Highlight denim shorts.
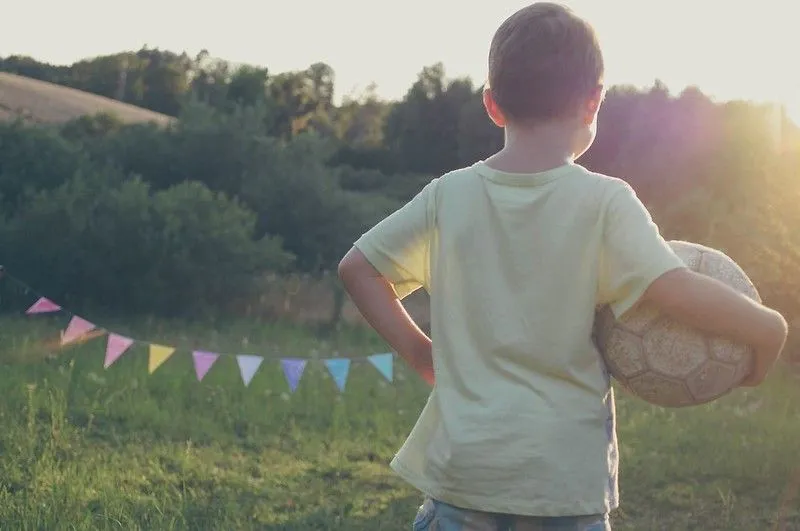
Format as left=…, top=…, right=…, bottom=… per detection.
left=412, top=498, right=611, bottom=531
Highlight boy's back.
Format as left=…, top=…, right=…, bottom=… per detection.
left=354, top=160, right=685, bottom=515
left=339, top=2, right=787, bottom=529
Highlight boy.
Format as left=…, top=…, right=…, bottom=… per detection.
left=338, top=3, right=788, bottom=530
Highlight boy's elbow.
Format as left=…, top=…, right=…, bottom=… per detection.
left=766, top=310, right=789, bottom=349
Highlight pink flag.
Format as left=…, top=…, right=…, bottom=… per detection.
left=25, top=297, right=61, bottom=315
left=192, top=351, right=219, bottom=382
left=104, top=334, right=134, bottom=368
left=61, top=316, right=96, bottom=345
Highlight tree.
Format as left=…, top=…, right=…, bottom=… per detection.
left=3, top=48, right=800, bottom=330
left=384, top=64, right=474, bottom=175
left=227, top=65, right=269, bottom=107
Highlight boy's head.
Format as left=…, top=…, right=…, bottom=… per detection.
left=484, top=3, right=605, bottom=153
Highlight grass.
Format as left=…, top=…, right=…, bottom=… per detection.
left=0, top=72, right=174, bottom=125
left=0, top=313, right=798, bottom=530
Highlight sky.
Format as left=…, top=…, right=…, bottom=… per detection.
left=4, top=0, right=799, bottom=124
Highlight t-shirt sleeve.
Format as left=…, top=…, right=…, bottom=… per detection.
left=598, top=181, right=687, bottom=318
left=353, top=179, right=438, bottom=299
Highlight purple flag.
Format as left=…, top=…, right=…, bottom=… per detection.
left=281, top=358, right=307, bottom=392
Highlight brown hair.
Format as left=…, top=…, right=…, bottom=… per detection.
left=488, top=2, right=604, bottom=124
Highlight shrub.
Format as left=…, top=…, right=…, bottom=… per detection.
left=0, top=171, right=292, bottom=316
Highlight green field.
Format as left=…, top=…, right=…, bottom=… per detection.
left=0, top=315, right=798, bottom=530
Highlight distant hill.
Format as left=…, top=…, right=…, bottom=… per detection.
left=0, top=72, right=174, bottom=125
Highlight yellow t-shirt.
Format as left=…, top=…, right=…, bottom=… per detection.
left=353, top=160, right=686, bottom=517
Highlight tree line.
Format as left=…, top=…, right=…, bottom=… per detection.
left=1, top=49, right=799, bottom=335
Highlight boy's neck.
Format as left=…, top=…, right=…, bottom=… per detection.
left=485, top=121, right=582, bottom=174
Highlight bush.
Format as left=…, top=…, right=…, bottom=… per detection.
left=84, top=102, right=279, bottom=195
left=0, top=121, right=88, bottom=210
left=83, top=106, right=382, bottom=273
left=235, top=133, right=398, bottom=272
left=0, top=171, right=292, bottom=316
left=59, top=112, right=126, bottom=144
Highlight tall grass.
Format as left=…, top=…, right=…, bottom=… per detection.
left=0, top=315, right=797, bottom=529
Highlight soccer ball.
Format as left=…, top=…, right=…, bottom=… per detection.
left=593, top=240, right=760, bottom=408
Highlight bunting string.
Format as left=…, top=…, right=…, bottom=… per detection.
left=0, top=268, right=395, bottom=393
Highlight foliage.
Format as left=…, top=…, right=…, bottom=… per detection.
left=1, top=50, right=799, bottom=332
left=0, top=170, right=291, bottom=316
left=0, top=120, right=89, bottom=209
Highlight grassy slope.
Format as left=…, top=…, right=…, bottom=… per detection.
left=0, top=72, right=174, bottom=125
left=0, top=314, right=798, bottom=530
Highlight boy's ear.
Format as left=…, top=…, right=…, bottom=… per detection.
left=483, top=86, right=507, bottom=128
left=583, top=84, right=605, bottom=125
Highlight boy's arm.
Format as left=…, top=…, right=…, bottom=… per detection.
left=338, top=179, right=438, bottom=385
left=338, top=248, right=434, bottom=385
left=600, top=181, right=787, bottom=388
left=642, top=269, right=787, bottom=387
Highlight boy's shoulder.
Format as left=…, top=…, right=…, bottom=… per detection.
left=575, top=165, right=634, bottom=189
left=418, top=163, right=482, bottom=197
left=431, top=162, right=638, bottom=203
left=572, top=166, right=644, bottom=206
left=439, top=163, right=483, bottom=183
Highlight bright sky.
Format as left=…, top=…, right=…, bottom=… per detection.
left=4, top=0, right=799, bottom=124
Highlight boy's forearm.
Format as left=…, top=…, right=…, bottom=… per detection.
left=338, top=249, right=434, bottom=385
left=643, top=269, right=787, bottom=365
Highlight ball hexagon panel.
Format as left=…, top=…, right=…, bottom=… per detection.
left=686, top=359, right=739, bottom=403
left=698, top=250, right=760, bottom=302
left=709, top=337, right=751, bottom=364
left=604, top=328, right=647, bottom=379
left=670, top=241, right=704, bottom=271
left=626, top=372, right=694, bottom=408
left=642, top=318, right=706, bottom=379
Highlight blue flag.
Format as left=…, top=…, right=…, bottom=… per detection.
left=324, top=358, right=351, bottom=392
left=368, top=353, right=393, bottom=382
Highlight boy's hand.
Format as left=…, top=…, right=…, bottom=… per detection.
left=338, top=247, right=435, bottom=387
left=739, top=352, right=774, bottom=387
left=406, top=337, right=434, bottom=386
left=739, top=312, right=788, bottom=387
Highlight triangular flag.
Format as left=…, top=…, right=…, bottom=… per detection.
left=324, top=358, right=351, bottom=392
left=236, top=355, right=263, bottom=386
left=104, top=334, right=134, bottom=368
left=368, top=353, right=394, bottom=382
left=148, top=344, right=175, bottom=374
left=61, top=316, right=96, bottom=345
left=25, top=297, right=61, bottom=315
left=281, top=358, right=307, bottom=392
left=192, top=351, right=219, bottom=382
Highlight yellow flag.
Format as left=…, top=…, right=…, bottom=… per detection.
left=149, top=344, right=175, bottom=374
